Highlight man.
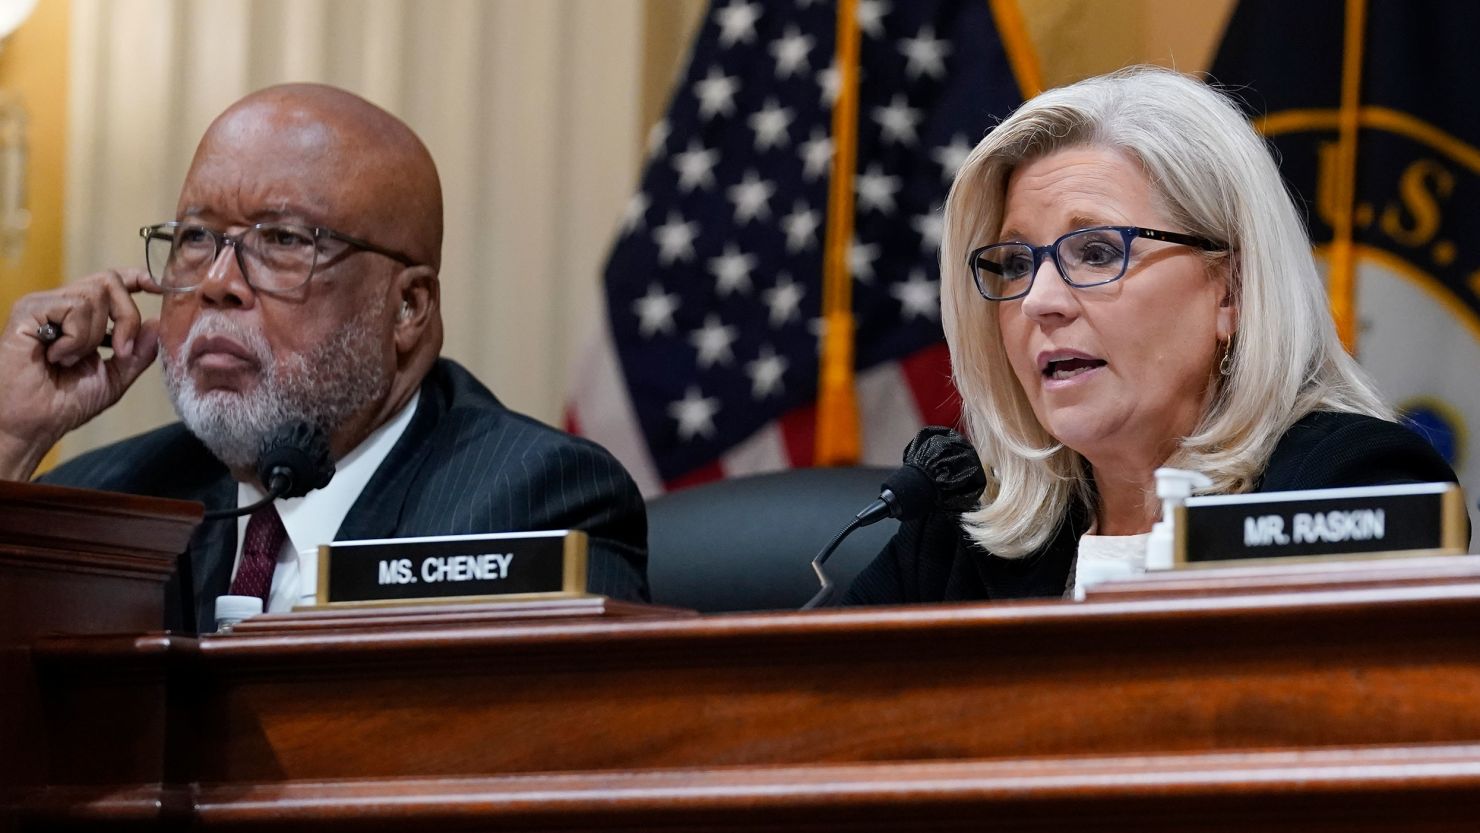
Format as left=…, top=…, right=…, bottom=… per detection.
left=0, top=84, right=648, bottom=632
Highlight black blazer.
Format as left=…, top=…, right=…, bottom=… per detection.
left=42, top=359, right=649, bottom=631
left=844, top=411, right=1462, bottom=605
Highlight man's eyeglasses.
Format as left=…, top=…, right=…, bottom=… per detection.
left=968, top=225, right=1227, bottom=301
left=139, top=222, right=417, bottom=293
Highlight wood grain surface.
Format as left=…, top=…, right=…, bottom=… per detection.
left=12, top=550, right=1480, bottom=830
left=0, top=481, right=199, bottom=833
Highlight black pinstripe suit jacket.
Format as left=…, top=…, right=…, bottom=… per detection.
left=41, top=359, right=649, bottom=632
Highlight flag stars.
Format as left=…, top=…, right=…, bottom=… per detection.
left=857, top=0, right=889, bottom=38
left=850, top=237, right=881, bottom=283
left=782, top=201, right=821, bottom=252
left=669, top=386, right=721, bottom=442
left=715, top=0, right=763, bottom=48
left=694, top=67, right=741, bottom=121
left=899, top=25, right=950, bottom=80
left=689, top=314, right=739, bottom=368
left=746, top=345, right=790, bottom=399
left=770, top=26, right=814, bottom=78
left=891, top=270, right=940, bottom=321
left=653, top=212, right=700, bottom=265
left=631, top=283, right=680, bottom=338
left=727, top=170, right=776, bottom=224
left=673, top=140, right=721, bottom=192
left=763, top=273, right=806, bottom=327
left=800, top=128, right=833, bottom=180
left=622, top=192, right=650, bottom=234
left=818, top=61, right=840, bottom=106
left=873, top=94, right=922, bottom=145
left=708, top=244, right=757, bottom=297
left=749, top=99, right=795, bottom=151
left=912, top=209, right=944, bottom=253
left=856, top=163, right=901, bottom=214
left=932, top=134, right=974, bottom=182
left=807, top=316, right=826, bottom=353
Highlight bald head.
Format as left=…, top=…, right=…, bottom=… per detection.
left=161, top=84, right=446, bottom=472
left=184, top=83, right=443, bottom=270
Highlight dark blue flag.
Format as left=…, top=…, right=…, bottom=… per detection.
left=1213, top=0, right=1480, bottom=522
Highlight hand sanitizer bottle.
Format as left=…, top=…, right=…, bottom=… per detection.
left=214, top=595, right=264, bottom=634
left=1146, top=468, right=1213, bottom=571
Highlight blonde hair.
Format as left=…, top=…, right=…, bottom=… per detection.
left=943, top=67, right=1390, bottom=558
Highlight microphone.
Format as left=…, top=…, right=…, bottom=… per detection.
left=202, top=421, right=336, bottom=521
left=800, top=426, right=986, bottom=609
left=855, top=426, right=988, bottom=526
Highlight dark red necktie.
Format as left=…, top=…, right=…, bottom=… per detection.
left=229, top=504, right=288, bottom=607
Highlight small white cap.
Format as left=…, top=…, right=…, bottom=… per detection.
left=1154, top=467, right=1213, bottom=500
left=214, top=595, right=264, bottom=631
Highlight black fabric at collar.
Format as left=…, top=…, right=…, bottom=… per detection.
left=331, top=363, right=449, bottom=542
left=185, top=474, right=237, bottom=633
left=976, top=499, right=1091, bottom=600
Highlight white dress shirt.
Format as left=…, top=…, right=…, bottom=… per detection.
left=230, top=392, right=420, bottom=612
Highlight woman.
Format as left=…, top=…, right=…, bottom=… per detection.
left=846, top=67, right=1459, bottom=605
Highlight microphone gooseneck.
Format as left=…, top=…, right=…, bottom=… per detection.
left=801, top=426, right=987, bottom=610
left=201, top=421, right=336, bottom=521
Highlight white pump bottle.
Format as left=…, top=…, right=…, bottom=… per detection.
left=1145, top=467, right=1213, bottom=571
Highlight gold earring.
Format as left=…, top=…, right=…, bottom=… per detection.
left=1219, top=338, right=1233, bottom=377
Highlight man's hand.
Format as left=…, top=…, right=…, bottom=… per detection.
left=0, top=269, right=164, bottom=480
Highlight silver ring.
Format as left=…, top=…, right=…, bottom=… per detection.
left=36, top=322, right=61, bottom=344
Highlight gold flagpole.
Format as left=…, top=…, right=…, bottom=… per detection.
left=1330, top=0, right=1367, bottom=353
left=814, top=0, right=862, bottom=466
left=987, top=0, right=1044, bottom=98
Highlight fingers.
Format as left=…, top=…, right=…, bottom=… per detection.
left=97, top=269, right=147, bottom=357
left=13, top=268, right=155, bottom=364
left=25, top=297, right=96, bottom=367
left=102, top=317, right=161, bottom=395
left=120, top=266, right=165, bottom=296
left=0, top=271, right=162, bottom=478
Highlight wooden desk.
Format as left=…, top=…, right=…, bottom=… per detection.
left=0, top=481, right=198, bottom=833
left=14, top=556, right=1480, bottom=831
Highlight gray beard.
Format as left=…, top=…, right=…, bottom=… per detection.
left=161, top=301, right=391, bottom=471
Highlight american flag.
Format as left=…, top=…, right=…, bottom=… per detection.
left=568, top=0, right=1031, bottom=495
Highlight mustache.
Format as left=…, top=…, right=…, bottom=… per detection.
left=170, top=313, right=274, bottom=369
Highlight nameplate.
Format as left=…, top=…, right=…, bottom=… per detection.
left=314, top=530, right=589, bottom=607
left=1173, top=482, right=1467, bottom=567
